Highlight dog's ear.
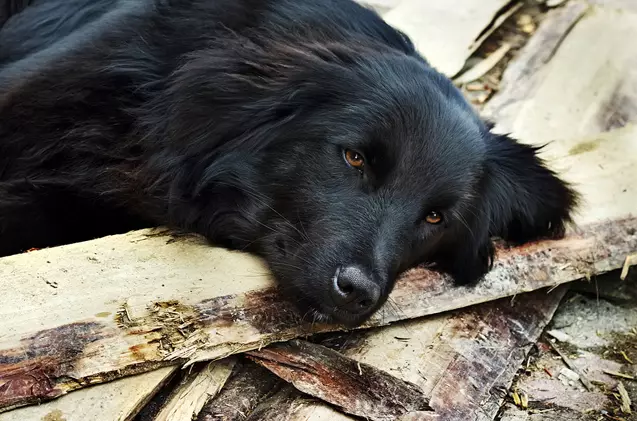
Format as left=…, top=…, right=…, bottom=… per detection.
left=483, top=132, right=579, bottom=244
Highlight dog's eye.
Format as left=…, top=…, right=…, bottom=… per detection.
left=425, top=211, right=443, bottom=224
left=343, top=149, right=365, bottom=171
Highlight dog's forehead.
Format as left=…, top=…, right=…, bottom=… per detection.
left=367, top=92, right=486, bottom=178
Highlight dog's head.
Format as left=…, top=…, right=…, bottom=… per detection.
left=158, top=36, right=578, bottom=327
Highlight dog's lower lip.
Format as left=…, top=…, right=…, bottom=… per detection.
left=330, top=308, right=373, bottom=327
left=306, top=305, right=370, bottom=327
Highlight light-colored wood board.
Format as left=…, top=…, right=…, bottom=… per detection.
left=587, top=0, right=637, bottom=12
left=246, top=288, right=567, bottom=421
left=0, top=366, right=176, bottom=421
left=483, top=2, right=637, bottom=143
left=1, top=216, right=635, bottom=412
left=151, top=358, right=236, bottom=421
left=383, top=0, right=512, bottom=76
left=545, top=124, right=637, bottom=226
left=480, top=1, right=637, bottom=226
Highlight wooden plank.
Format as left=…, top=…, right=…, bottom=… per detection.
left=0, top=367, right=177, bottom=421
left=383, top=0, right=513, bottom=76
left=482, top=1, right=637, bottom=226
left=246, top=288, right=567, bottom=421
left=149, top=358, right=236, bottom=421
left=1, top=215, right=635, bottom=413
left=246, top=340, right=432, bottom=421
left=483, top=1, right=637, bottom=143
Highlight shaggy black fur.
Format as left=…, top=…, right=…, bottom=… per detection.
left=0, top=0, right=578, bottom=326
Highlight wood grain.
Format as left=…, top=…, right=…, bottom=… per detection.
left=0, top=367, right=177, bottom=421
left=247, top=340, right=432, bottom=420
left=244, top=288, right=567, bottom=421
left=1, top=216, right=635, bottom=412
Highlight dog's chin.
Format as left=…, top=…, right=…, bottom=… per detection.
left=305, top=305, right=377, bottom=329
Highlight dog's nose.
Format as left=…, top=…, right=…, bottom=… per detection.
left=331, top=265, right=381, bottom=313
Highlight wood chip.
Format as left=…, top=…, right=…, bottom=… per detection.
left=603, top=370, right=635, bottom=380
left=469, top=2, right=524, bottom=54
left=151, top=358, right=236, bottom=421
left=454, top=42, right=512, bottom=85
left=546, top=0, right=567, bottom=7
left=196, top=360, right=284, bottom=421
left=617, top=381, right=632, bottom=414
left=620, top=253, right=637, bottom=280
left=547, top=329, right=574, bottom=343
left=548, top=341, right=593, bottom=391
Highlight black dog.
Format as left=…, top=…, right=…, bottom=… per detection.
left=0, top=0, right=577, bottom=326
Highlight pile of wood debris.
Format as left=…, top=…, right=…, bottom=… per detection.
left=1, top=1, right=636, bottom=420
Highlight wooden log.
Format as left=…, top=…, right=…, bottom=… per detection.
left=246, top=288, right=567, bottom=421
left=1, top=215, right=636, bottom=413
left=246, top=340, right=432, bottom=421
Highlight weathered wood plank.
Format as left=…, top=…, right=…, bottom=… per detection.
left=0, top=367, right=177, bottom=421
left=149, top=358, right=236, bottom=421
left=484, top=1, right=637, bottom=143
left=246, top=340, right=432, bottom=420
left=1, top=216, right=635, bottom=413
left=383, top=0, right=513, bottom=76
left=246, top=288, right=567, bottom=421
left=482, top=1, right=637, bottom=227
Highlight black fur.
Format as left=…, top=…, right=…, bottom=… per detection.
left=0, top=0, right=578, bottom=326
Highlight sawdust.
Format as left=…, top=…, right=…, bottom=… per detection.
left=116, top=300, right=208, bottom=361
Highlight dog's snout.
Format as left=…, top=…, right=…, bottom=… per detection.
left=331, top=265, right=381, bottom=313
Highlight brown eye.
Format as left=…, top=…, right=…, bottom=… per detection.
left=425, top=211, right=443, bottom=224
left=343, top=149, right=365, bottom=170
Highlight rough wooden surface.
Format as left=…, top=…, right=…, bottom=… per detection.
left=241, top=288, right=567, bottom=421
left=484, top=1, right=637, bottom=144
left=247, top=340, right=432, bottom=421
left=195, top=360, right=284, bottom=421
left=482, top=1, right=637, bottom=227
left=383, top=0, right=512, bottom=76
left=0, top=367, right=177, bottom=421
left=1, top=216, right=635, bottom=412
left=150, top=358, right=236, bottom=421
left=243, top=387, right=351, bottom=421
